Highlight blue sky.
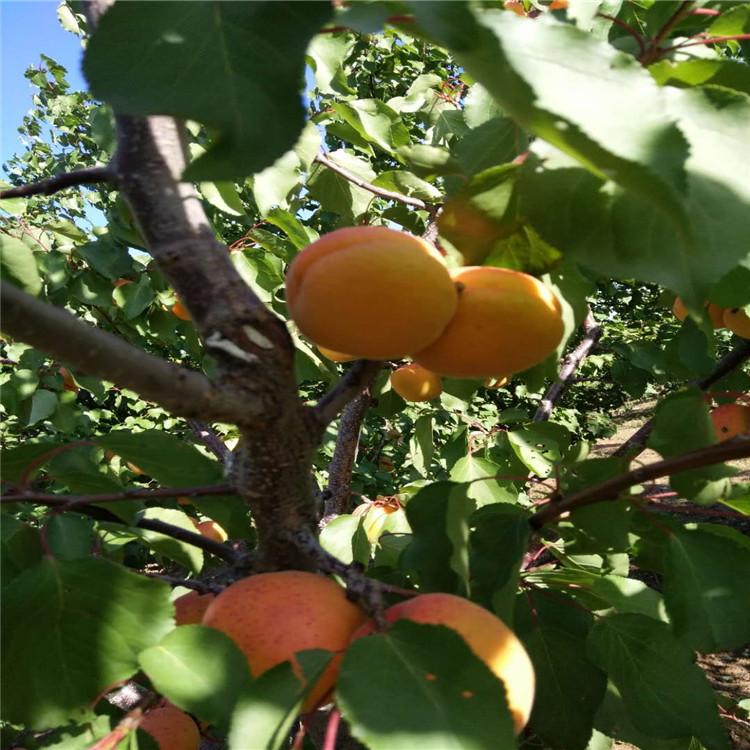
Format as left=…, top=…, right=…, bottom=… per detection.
left=1, top=1, right=88, bottom=167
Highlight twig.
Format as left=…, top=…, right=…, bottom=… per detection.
left=89, top=692, right=157, bottom=750
left=314, top=360, right=382, bottom=428
left=0, top=166, right=114, bottom=199
left=1, top=281, right=244, bottom=421
left=534, top=308, right=602, bottom=422
left=324, top=390, right=372, bottom=517
left=141, top=573, right=219, bottom=594
left=597, top=13, right=646, bottom=57
left=661, top=33, right=750, bottom=53
left=314, top=152, right=431, bottom=210
left=640, top=0, right=694, bottom=64
left=186, top=419, right=230, bottom=463
left=612, top=340, right=750, bottom=457
left=530, top=435, right=750, bottom=528
left=1, top=483, right=231, bottom=508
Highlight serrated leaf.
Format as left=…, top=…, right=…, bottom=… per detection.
left=97, top=430, right=223, bottom=486
left=663, top=526, right=750, bottom=653
left=307, top=32, right=355, bottom=95
left=451, top=455, right=516, bottom=507
left=337, top=621, right=516, bottom=750
left=331, top=99, right=410, bottom=154
left=1, top=557, right=173, bottom=728
left=651, top=59, right=750, bottom=98
left=76, top=236, right=135, bottom=280
left=507, top=424, right=567, bottom=478
left=229, top=650, right=333, bottom=750
left=112, top=275, right=155, bottom=320
left=586, top=614, right=729, bottom=750
left=28, top=388, right=58, bottom=426
left=516, top=590, right=606, bottom=750
left=0, top=232, right=42, bottom=295
left=320, top=514, right=371, bottom=566
left=46, top=514, right=95, bottom=561
left=455, top=117, right=525, bottom=176
left=308, top=149, right=376, bottom=222
left=372, top=170, right=442, bottom=202
left=84, top=2, right=331, bottom=180
left=139, top=625, right=251, bottom=729
left=199, top=180, right=246, bottom=217
left=409, top=415, right=434, bottom=477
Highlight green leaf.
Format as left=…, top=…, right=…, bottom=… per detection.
left=308, top=149, right=376, bottom=222
left=84, top=2, right=332, bottom=180
left=451, top=455, right=515, bottom=507
left=337, top=620, right=516, bottom=750
left=229, top=650, right=333, bottom=750
left=647, top=389, right=735, bottom=502
left=1, top=517, right=43, bottom=589
left=140, top=624, right=252, bottom=729
left=28, top=389, right=58, bottom=426
left=663, top=526, right=750, bottom=653
left=307, top=32, right=356, bottom=95
left=402, top=482, right=473, bottom=594
left=455, top=117, right=524, bottom=176
left=470, top=505, right=530, bottom=621
left=136, top=508, right=204, bottom=573
left=397, top=143, right=463, bottom=178
left=0, top=440, right=60, bottom=482
left=372, top=170, right=442, bottom=202
left=112, top=275, right=155, bottom=319
left=76, top=236, right=135, bottom=280
left=97, top=430, right=223, bottom=486
left=46, top=514, right=95, bottom=561
left=1, top=557, right=173, bottom=728
left=199, top=180, right=247, bottom=217
left=0, top=232, right=42, bottom=295
left=70, top=271, right=114, bottom=307
left=319, top=514, right=371, bottom=567
left=409, top=415, right=434, bottom=477
left=650, top=59, right=750, bottom=98
left=515, top=590, right=606, bottom=750
left=331, top=99, right=410, bottom=154
left=586, top=614, right=729, bottom=750
left=507, top=423, right=567, bottom=478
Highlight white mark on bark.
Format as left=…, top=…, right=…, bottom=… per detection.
left=205, top=332, right=259, bottom=363
left=242, top=325, right=274, bottom=350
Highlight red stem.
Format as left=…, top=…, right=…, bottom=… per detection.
left=323, top=708, right=342, bottom=750
left=597, top=13, right=646, bottom=56
left=663, top=33, right=750, bottom=52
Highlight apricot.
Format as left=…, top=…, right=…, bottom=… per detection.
left=174, top=590, right=215, bottom=626
left=139, top=705, right=200, bottom=750
left=390, top=363, right=442, bottom=401
left=414, top=267, right=563, bottom=378
left=59, top=367, right=78, bottom=393
left=672, top=297, right=725, bottom=328
left=724, top=308, right=750, bottom=338
left=352, top=593, right=534, bottom=733
left=203, top=571, right=366, bottom=710
left=171, top=301, right=191, bottom=321
left=285, top=226, right=458, bottom=360
left=710, top=403, right=750, bottom=442
left=319, top=346, right=357, bottom=363
left=192, top=519, right=228, bottom=543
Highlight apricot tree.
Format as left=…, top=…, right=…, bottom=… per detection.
left=2, top=2, right=750, bottom=750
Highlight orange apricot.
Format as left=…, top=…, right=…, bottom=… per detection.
left=139, top=705, right=200, bottom=750
left=504, top=0, right=526, bottom=16
left=202, top=571, right=367, bottom=710
left=672, top=297, right=725, bottom=328
left=414, top=267, right=563, bottom=378
left=192, top=519, right=228, bottom=543
left=352, top=593, right=535, bottom=734
left=318, top=346, right=357, bottom=363
left=710, top=403, right=750, bottom=442
left=724, top=308, right=750, bottom=338
left=390, top=363, right=442, bottom=401
left=171, top=301, right=191, bottom=321
left=174, top=590, right=216, bottom=626
left=285, top=226, right=458, bottom=360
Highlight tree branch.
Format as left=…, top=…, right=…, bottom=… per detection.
left=314, top=360, right=382, bottom=428
left=530, top=435, right=750, bottom=528
left=0, top=281, right=242, bottom=421
left=0, top=166, right=114, bottom=199
left=186, top=419, right=230, bottom=462
left=314, top=152, right=431, bottom=210
left=612, top=339, right=750, bottom=457
left=534, top=308, right=602, bottom=422
left=324, top=390, right=372, bottom=517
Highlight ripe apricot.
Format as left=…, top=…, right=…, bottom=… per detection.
left=171, top=301, right=191, bottom=321
left=710, top=403, right=750, bottom=442
left=390, top=363, right=442, bottom=401
left=174, top=590, right=215, bottom=626
left=352, top=593, right=535, bottom=734
left=285, top=226, right=458, bottom=360
left=672, top=297, right=725, bottom=328
left=59, top=367, right=78, bottom=393
left=192, top=519, right=228, bottom=543
left=139, top=705, right=200, bottom=750
left=414, top=267, right=563, bottom=378
left=724, top=308, right=750, bottom=338
left=203, top=571, right=366, bottom=710
left=319, top=346, right=357, bottom=363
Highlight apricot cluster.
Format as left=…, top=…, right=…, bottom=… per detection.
left=196, top=571, right=534, bottom=733
left=286, top=227, right=563, bottom=382
left=673, top=297, right=750, bottom=338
